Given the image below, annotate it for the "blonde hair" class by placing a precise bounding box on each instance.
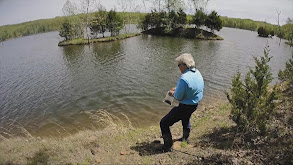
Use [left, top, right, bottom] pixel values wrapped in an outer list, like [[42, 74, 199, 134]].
[[175, 53, 195, 68]]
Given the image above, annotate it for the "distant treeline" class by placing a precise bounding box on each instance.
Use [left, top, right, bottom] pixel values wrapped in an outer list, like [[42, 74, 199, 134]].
[[221, 16, 293, 42], [0, 12, 292, 42], [221, 16, 277, 31], [0, 17, 65, 42], [0, 12, 144, 42]]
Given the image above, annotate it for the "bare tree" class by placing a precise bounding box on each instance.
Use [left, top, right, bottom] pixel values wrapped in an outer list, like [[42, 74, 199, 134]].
[[188, 0, 209, 13], [141, 0, 147, 12], [165, 0, 185, 12], [143, 0, 184, 12], [62, 0, 84, 39], [287, 18, 293, 46], [143, 0, 164, 12], [79, 0, 101, 43], [276, 9, 282, 45], [116, 0, 128, 32], [62, 0, 78, 16], [117, 0, 139, 33]]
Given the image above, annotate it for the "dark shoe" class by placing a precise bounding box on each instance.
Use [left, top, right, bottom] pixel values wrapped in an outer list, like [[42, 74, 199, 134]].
[[155, 145, 173, 153], [162, 134, 173, 149], [163, 146, 173, 152]]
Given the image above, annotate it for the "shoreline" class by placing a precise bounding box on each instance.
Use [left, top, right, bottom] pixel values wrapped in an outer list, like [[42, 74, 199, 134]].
[[2, 98, 227, 138], [0, 96, 291, 164], [0, 103, 231, 164], [1, 99, 291, 164], [58, 33, 142, 46]]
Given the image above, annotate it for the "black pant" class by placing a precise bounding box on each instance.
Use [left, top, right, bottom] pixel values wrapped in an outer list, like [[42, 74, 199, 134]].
[[160, 103, 198, 148]]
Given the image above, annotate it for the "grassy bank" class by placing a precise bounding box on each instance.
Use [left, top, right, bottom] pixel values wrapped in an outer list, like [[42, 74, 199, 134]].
[[58, 33, 142, 46], [1, 98, 291, 164], [143, 27, 223, 40], [0, 103, 231, 164]]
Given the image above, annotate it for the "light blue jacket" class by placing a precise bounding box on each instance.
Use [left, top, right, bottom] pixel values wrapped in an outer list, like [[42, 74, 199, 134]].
[[174, 68, 204, 105]]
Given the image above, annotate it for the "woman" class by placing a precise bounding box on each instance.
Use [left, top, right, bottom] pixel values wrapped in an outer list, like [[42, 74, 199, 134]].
[[160, 53, 204, 152]]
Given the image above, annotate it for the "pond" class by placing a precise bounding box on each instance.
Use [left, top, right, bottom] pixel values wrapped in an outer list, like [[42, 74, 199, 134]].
[[0, 27, 292, 137]]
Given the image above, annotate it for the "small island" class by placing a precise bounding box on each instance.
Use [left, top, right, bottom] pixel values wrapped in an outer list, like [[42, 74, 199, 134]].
[[58, 33, 141, 46], [142, 27, 223, 40], [139, 10, 223, 40], [58, 10, 141, 46], [58, 9, 224, 46]]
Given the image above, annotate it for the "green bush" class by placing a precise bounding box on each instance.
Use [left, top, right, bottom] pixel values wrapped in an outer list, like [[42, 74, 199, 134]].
[[138, 10, 168, 31], [226, 45, 278, 135], [205, 11, 223, 33], [107, 10, 123, 37], [192, 8, 207, 28], [278, 54, 293, 96], [257, 26, 270, 37]]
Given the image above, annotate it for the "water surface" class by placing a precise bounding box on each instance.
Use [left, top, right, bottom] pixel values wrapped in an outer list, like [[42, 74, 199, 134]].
[[0, 28, 292, 137]]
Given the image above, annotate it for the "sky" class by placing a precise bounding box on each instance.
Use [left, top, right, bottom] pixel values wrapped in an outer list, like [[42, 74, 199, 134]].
[[0, 0, 292, 26]]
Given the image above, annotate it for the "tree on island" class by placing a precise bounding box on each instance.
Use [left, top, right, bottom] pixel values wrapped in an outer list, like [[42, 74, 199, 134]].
[[59, 17, 83, 41], [139, 10, 168, 30], [205, 11, 223, 33], [165, 9, 187, 32], [192, 8, 206, 28], [177, 8, 187, 27], [90, 9, 107, 38], [106, 10, 123, 37], [59, 20, 73, 41]]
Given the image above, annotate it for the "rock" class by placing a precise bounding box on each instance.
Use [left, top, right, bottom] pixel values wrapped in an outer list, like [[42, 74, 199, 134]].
[[120, 150, 130, 155], [95, 157, 101, 163], [91, 149, 95, 155]]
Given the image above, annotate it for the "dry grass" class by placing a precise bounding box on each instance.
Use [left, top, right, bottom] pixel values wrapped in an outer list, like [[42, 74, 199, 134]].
[[0, 101, 291, 164]]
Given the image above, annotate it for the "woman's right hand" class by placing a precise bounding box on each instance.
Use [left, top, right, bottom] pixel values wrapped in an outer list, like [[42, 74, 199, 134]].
[[168, 87, 176, 96]]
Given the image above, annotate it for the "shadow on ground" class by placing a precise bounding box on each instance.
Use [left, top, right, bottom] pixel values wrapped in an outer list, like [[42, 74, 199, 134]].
[[195, 124, 293, 164], [196, 126, 241, 150], [130, 138, 191, 156], [130, 140, 165, 156]]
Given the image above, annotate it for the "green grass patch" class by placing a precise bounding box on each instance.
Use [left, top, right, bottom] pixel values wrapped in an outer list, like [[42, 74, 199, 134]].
[[181, 141, 188, 148]]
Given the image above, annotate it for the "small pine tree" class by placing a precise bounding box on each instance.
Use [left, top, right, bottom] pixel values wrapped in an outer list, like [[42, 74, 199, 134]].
[[226, 45, 278, 135], [59, 20, 73, 41]]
